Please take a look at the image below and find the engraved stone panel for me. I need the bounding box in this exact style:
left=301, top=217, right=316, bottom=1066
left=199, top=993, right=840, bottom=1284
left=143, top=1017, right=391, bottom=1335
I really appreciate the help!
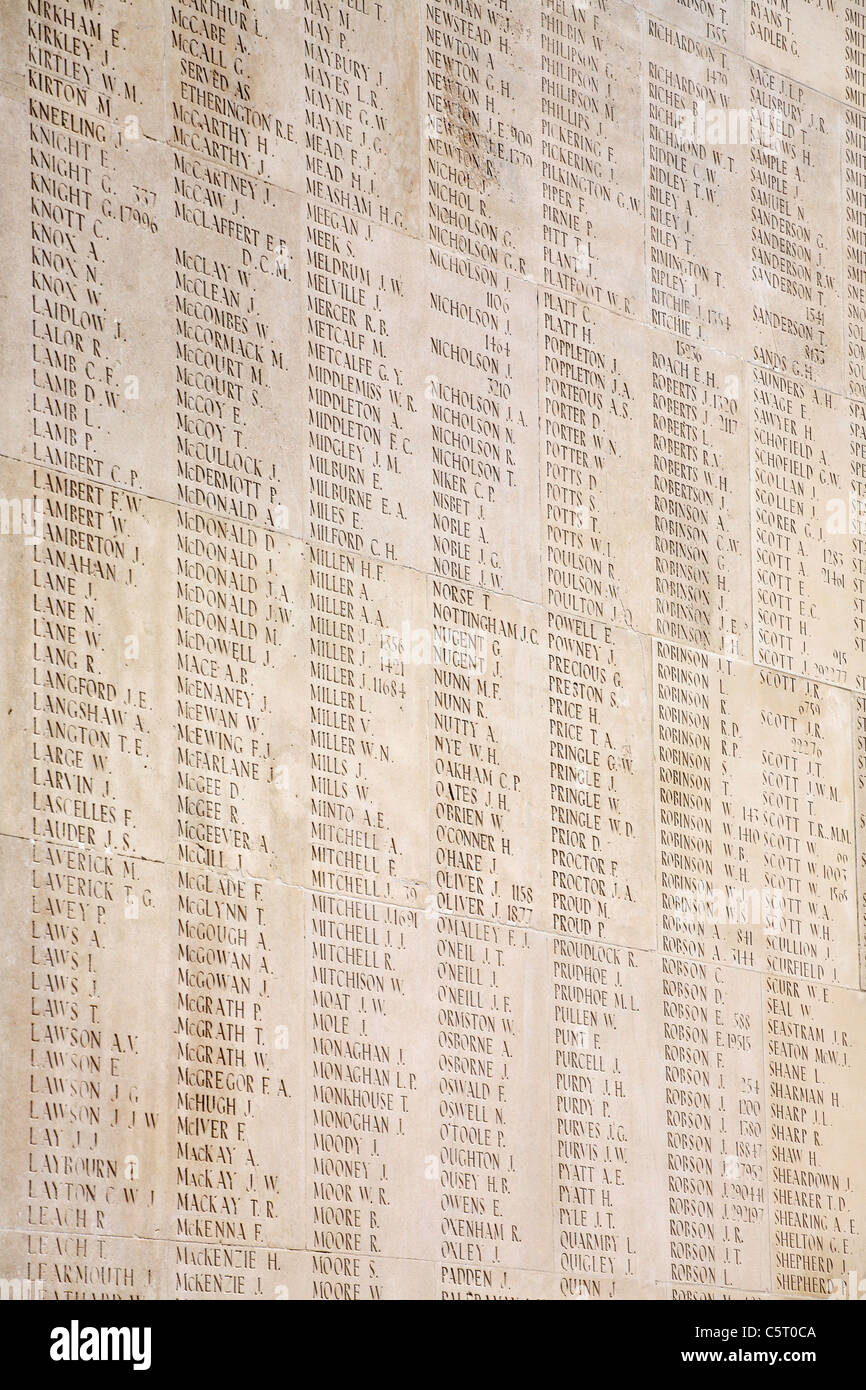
left=1, top=0, right=864, bottom=1306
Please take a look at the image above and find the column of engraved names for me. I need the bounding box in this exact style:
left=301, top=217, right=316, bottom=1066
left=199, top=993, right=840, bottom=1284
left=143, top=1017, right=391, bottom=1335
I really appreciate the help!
left=304, top=552, right=432, bottom=1292
left=849, top=23, right=866, bottom=1067
left=425, top=4, right=555, bottom=1292
left=425, top=0, right=540, bottom=600
left=766, top=977, right=866, bottom=1295
left=303, top=0, right=436, bottom=1294
left=845, top=5, right=866, bottom=679
left=646, top=21, right=742, bottom=351
left=656, top=643, right=860, bottom=1292
left=847, top=2, right=866, bottom=405
left=645, top=20, right=755, bottom=662
left=540, top=0, right=644, bottom=314
left=655, top=642, right=769, bottom=1293
left=22, top=2, right=169, bottom=1298
left=749, top=60, right=845, bottom=687
left=539, top=296, right=658, bottom=1286
left=169, top=0, right=303, bottom=1288
left=305, top=0, right=421, bottom=568
left=651, top=343, right=744, bottom=657
left=430, top=580, right=551, bottom=1297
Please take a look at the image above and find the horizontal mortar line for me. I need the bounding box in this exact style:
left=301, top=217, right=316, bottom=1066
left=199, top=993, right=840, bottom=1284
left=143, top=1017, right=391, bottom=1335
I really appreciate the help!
left=2, top=67, right=864, bottom=367
left=1, top=0, right=861, bottom=171
left=0, top=1222, right=566, bottom=1278
left=7, top=451, right=865, bottom=692
left=7, top=164, right=860, bottom=409
left=0, top=1220, right=795, bottom=1297
left=17, top=163, right=865, bottom=391
left=0, top=1227, right=817, bottom=1299
left=3, top=828, right=863, bottom=994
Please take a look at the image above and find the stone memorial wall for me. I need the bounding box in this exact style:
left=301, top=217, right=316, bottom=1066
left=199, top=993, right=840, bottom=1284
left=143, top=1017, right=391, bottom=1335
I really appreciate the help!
left=0, top=0, right=864, bottom=1302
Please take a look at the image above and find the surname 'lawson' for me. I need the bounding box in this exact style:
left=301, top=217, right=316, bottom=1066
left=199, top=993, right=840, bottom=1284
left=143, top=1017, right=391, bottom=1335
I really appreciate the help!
left=50, top=1321, right=152, bottom=1371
